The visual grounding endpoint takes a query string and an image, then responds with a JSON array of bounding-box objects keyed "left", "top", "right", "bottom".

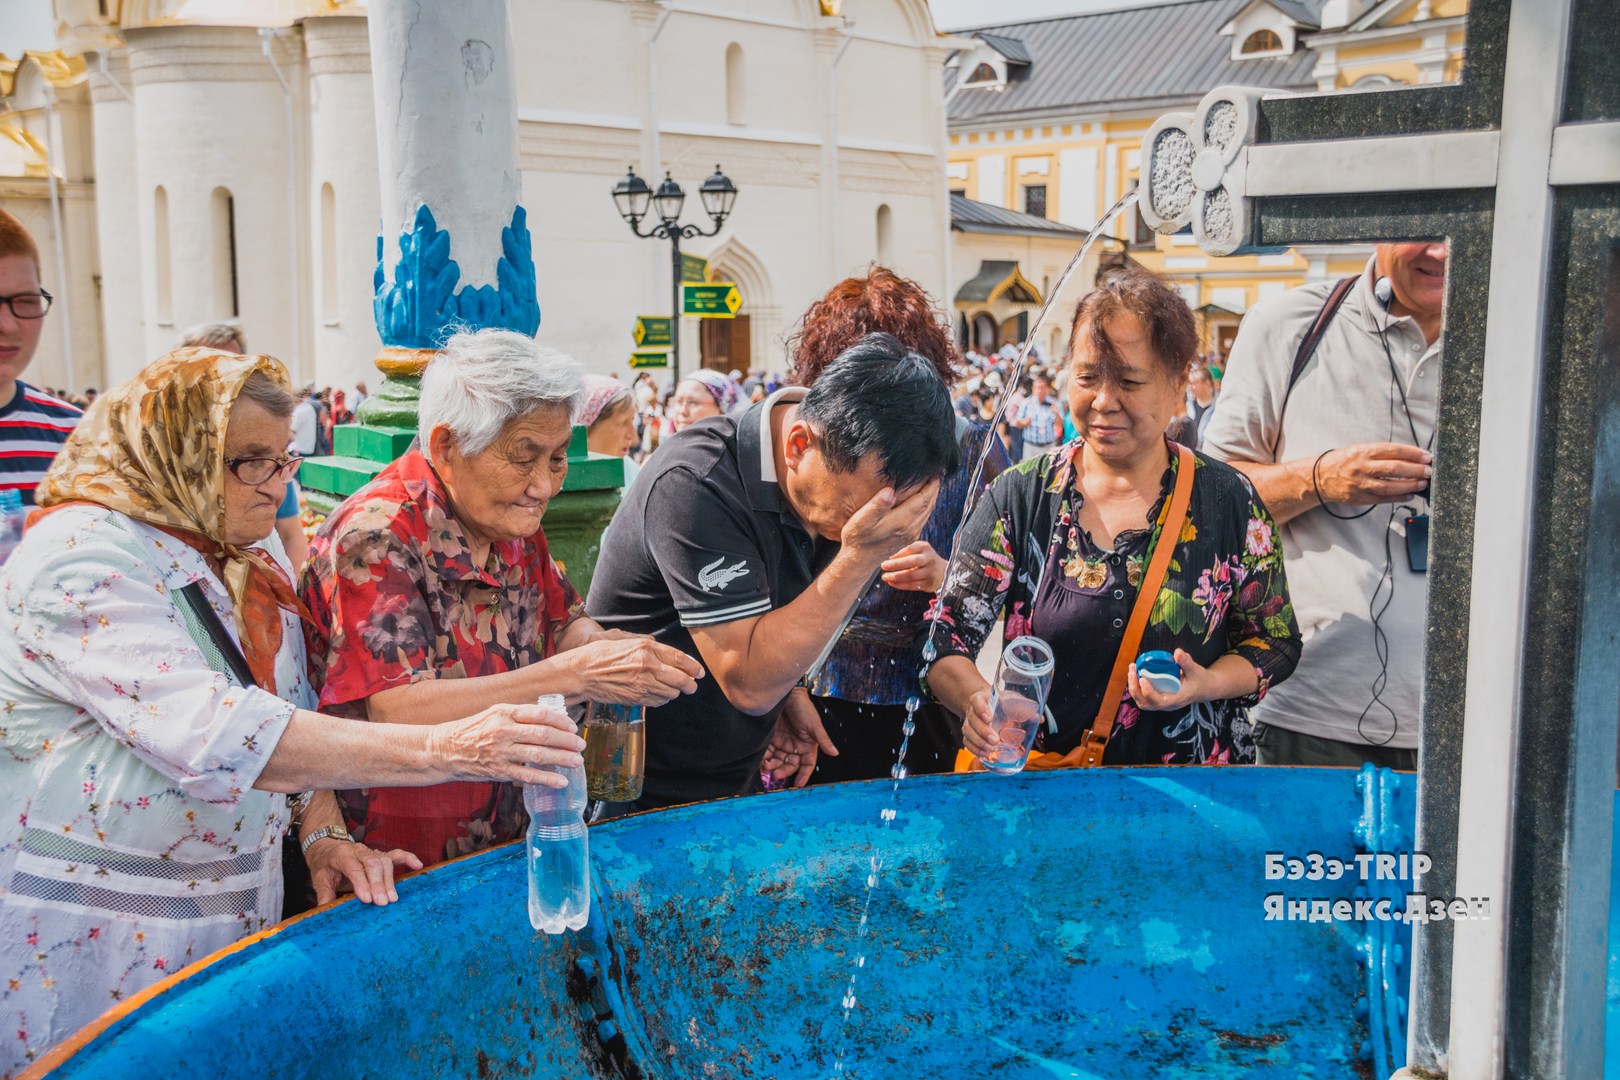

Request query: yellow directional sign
[
  {"left": 632, "top": 316, "right": 673, "bottom": 348},
  {"left": 680, "top": 253, "right": 709, "bottom": 284},
  {"left": 683, "top": 282, "right": 742, "bottom": 318},
  {"left": 629, "top": 350, "right": 670, "bottom": 370}
]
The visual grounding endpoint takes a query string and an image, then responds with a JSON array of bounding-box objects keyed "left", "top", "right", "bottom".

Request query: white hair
[
  {"left": 178, "top": 320, "right": 246, "bottom": 352},
  {"left": 418, "top": 329, "right": 585, "bottom": 463}
]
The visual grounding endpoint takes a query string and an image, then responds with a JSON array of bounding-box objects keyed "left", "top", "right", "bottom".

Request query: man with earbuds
[{"left": 1202, "top": 243, "right": 1445, "bottom": 770}]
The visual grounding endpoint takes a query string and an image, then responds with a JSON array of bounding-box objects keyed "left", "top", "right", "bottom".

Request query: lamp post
[{"left": 612, "top": 164, "right": 738, "bottom": 383}]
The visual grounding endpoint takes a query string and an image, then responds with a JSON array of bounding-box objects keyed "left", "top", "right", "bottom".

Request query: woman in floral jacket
[{"left": 924, "top": 269, "right": 1300, "bottom": 766}]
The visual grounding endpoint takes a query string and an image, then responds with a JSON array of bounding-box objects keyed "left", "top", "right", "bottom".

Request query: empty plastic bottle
[
  {"left": 525, "top": 694, "right": 590, "bottom": 933},
  {"left": 0, "top": 489, "right": 24, "bottom": 566}
]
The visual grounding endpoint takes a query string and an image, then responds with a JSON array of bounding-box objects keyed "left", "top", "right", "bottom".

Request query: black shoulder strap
[
  {"left": 177, "top": 582, "right": 258, "bottom": 689},
  {"left": 1271, "top": 275, "right": 1358, "bottom": 453},
  {"left": 1288, "top": 275, "right": 1358, "bottom": 392}
]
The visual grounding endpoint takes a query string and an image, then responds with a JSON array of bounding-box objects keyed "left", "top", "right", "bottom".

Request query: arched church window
[
  {"left": 320, "top": 183, "right": 338, "bottom": 323},
  {"left": 726, "top": 43, "right": 745, "bottom": 125},
  {"left": 154, "top": 186, "right": 172, "bottom": 325},
  {"left": 210, "top": 187, "right": 238, "bottom": 318},
  {"left": 966, "top": 62, "right": 998, "bottom": 85},
  {"left": 1241, "top": 29, "right": 1283, "bottom": 54}
]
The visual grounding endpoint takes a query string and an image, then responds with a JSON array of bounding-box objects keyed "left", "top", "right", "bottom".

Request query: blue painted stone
[{"left": 374, "top": 204, "right": 541, "bottom": 348}]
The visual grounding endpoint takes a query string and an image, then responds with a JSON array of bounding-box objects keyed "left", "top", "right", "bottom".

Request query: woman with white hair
[{"left": 301, "top": 330, "right": 704, "bottom": 866}]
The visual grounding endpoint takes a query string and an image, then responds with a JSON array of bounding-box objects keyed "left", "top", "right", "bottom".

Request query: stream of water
[{"left": 828, "top": 189, "right": 1144, "bottom": 1078}]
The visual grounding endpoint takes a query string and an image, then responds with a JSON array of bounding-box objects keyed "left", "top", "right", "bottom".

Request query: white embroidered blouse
[{"left": 0, "top": 505, "right": 311, "bottom": 1074}]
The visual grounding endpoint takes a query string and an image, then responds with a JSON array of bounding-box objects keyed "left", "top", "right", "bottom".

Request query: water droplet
[
  {"left": 922, "top": 640, "right": 937, "bottom": 662},
  {"left": 890, "top": 764, "right": 908, "bottom": 780},
  {"left": 902, "top": 720, "right": 916, "bottom": 737},
  {"left": 905, "top": 695, "right": 921, "bottom": 712},
  {"left": 857, "top": 955, "right": 866, "bottom": 968},
  {"left": 880, "top": 807, "right": 896, "bottom": 821},
  {"left": 866, "top": 873, "right": 878, "bottom": 887},
  {"left": 859, "top": 914, "right": 867, "bottom": 928}
]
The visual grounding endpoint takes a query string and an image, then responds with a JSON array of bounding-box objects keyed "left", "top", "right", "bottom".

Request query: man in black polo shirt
[{"left": 588, "top": 335, "right": 959, "bottom": 810}]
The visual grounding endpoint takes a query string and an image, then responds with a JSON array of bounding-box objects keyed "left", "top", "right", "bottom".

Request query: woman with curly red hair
[{"left": 762, "top": 268, "right": 1011, "bottom": 786}]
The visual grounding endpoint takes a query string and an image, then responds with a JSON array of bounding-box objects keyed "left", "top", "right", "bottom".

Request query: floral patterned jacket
[{"left": 922, "top": 439, "right": 1300, "bottom": 765}]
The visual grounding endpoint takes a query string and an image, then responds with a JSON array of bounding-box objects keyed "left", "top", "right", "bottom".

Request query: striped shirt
[{"left": 0, "top": 381, "right": 81, "bottom": 505}]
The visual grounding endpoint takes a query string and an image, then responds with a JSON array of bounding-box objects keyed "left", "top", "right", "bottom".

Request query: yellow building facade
[{"left": 944, "top": 0, "right": 1468, "bottom": 357}]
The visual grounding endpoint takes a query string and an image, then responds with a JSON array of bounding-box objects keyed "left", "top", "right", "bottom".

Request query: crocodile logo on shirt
[{"left": 698, "top": 556, "right": 751, "bottom": 591}]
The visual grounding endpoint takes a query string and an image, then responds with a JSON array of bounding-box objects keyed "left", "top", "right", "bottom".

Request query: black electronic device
[{"left": 1405, "top": 512, "right": 1430, "bottom": 574}]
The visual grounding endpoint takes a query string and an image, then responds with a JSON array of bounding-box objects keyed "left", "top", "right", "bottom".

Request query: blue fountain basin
[{"left": 38, "top": 768, "right": 1419, "bottom": 1079}]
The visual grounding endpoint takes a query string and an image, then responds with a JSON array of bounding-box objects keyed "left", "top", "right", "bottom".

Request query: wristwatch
[{"left": 299, "top": 824, "right": 352, "bottom": 855}]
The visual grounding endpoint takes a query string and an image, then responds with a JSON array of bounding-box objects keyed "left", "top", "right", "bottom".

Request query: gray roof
[
  {"left": 950, "top": 193, "right": 1088, "bottom": 239},
  {"left": 1265, "top": 0, "right": 1323, "bottom": 27},
  {"left": 976, "top": 32, "right": 1032, "bottom": 65},
  {"left": 948, "top": 0, "right": 1321, "bottom": 127},
  {"left": 956, "top": 260, "right": 1043, "bottom": 304}
]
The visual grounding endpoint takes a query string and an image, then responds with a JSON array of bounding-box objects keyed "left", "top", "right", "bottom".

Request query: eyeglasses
[
  {"left": 225, "top": 454, "right": 300, "bottom": 485},
  {"left": 0, "top": 291, "right": 52, "bottom": 319}
]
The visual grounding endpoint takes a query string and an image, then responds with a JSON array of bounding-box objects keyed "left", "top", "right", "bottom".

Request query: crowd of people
[{"left": 0, "top": 201, "right": 1444, "bottom": 1070}]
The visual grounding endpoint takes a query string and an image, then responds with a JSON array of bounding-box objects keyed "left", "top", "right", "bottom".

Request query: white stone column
[
  {"left": 303, "top": 14, "right": 382, "bottom": 393},
  {"left": 367, "top": 0, "right": 537, "bottom": 354},
  {"left": 125, "top": 25, "right": 308, "bottom": 376},
  {"left": 86, "top": 50, "right": 146, "bottom": 386}
]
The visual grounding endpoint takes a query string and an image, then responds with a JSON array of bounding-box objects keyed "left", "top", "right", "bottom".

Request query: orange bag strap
[{"left": 1071, "top": 441, "right": 1196, "bottom": 767}]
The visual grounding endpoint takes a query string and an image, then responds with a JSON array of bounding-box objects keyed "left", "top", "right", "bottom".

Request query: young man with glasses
[{"left": 0, "top": 210, "right": 80, "bottom": 505}]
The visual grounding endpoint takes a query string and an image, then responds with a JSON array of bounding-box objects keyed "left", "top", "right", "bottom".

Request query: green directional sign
[
  {"left": 632, "top": 316, "right": 672, "bottom": 348},
  {"left": 680, "top": 253, "right": 709, "bottom": 284},
  {"left": 683, "top": 282, "right": 742, "bottom": 318},
  {"left": 629, "top": 350, "right": 670, "bottom": 370}
]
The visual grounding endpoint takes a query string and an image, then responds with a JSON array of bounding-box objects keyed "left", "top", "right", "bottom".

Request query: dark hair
[
  {"left": 1068, "top": 267, "right": 1198, "bottom": 383},
  {"left": 797, "top": 332, "right": 960, "bottom": 488},
  {"left": 788, "top": 267, "right": 961, "bottom": 387}
]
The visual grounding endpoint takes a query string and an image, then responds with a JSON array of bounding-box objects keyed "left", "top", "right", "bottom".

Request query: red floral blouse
[{"left": 300, "top": 447, "right": 584, "bottom": 865}]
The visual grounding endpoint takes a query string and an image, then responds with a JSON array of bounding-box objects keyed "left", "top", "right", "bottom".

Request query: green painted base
[
  {"left": 355, "top": 375, "right": 423, "bottom": 429},
  {"left": 544, "top": 488, "right": 623, "bottom": 599},
  {"left": 300, "top": 455, "right": 384, "bottom": 499},
  {"left": 334, "top": 424, "right": 416, "bottom": 463}
]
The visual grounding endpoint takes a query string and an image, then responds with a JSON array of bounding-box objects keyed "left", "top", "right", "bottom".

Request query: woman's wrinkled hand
[
  {"left": 880, "top": 539, "right": 948, "bottom": 594},
  {"left": 305, "top": 839, "right": 423, "bottom": 906},
  {"left": 565, "top": 633, "right": 705, "bottom": 706},
  {"left": 958, "top": 685, "right": 998, "bottom": 763},
  {"left": 427, "top": 702, "right": 585, "bottom": 788},
  {"left": 761, "top": 690, "right": 837, "bottom": 788},
  {"left": 1127, "top": 649, "right": 1227, "bottom": 711}
]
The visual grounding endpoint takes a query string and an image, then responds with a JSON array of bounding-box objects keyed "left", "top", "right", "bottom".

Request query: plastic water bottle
[
  {"left": 525, "top": 694, "right": 590, "bottom": 933},
  {"left": 0, "top": 489, "right": 24, "bottom": 565}
]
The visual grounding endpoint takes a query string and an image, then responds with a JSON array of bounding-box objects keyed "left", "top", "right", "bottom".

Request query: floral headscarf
[
  {"left": 579, "top": 374, "right": 630, "bottom": 428},
  {"left": 35, "top": 348, "right": 307, "bottom": 694},
  {"left": 683, "top": 369, "right": 744, "bottom": 415}
]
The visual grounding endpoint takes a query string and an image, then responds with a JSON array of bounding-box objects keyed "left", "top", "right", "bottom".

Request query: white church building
[{"left": 1, "top": 0, "right": 959, "bottom": 395}]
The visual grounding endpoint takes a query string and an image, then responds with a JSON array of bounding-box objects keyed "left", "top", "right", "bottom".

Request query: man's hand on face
[{"left": 839, "top": 478, "right": 941, "bottom": 562}]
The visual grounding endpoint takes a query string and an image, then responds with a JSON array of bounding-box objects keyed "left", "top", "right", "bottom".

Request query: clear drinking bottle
[
  {"left": 980, "top": 636, "right": 1055, "bottom": 774},
  {"left": 525, "top": 694, "right": 590, "bottom": 933},
  {"left": 0, "top": 488, "right": 23, "bottom": 565}
]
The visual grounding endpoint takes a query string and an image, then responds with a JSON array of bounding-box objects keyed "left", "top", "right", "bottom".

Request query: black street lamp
[{"left": 612, "top": 164, "right": 738, "bottom": 383}]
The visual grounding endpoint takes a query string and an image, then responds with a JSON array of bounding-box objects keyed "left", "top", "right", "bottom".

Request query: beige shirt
[{"left": 1203, "top": 259, "right": 1440, "bottom": 748}]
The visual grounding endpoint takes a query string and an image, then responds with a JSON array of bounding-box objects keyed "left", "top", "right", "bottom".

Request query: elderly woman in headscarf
[
  {"left": 666, "top": 368, "right": 743, "bottom": 434},
  {"left": 0, "top": 348, "right": 583, "bottom": 1074},
  {"left": 581, "top": 374, "right": 642, "bottom": 484},
  {"left": 300, "top": 330, "right": 704, "bottom": 867}
]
